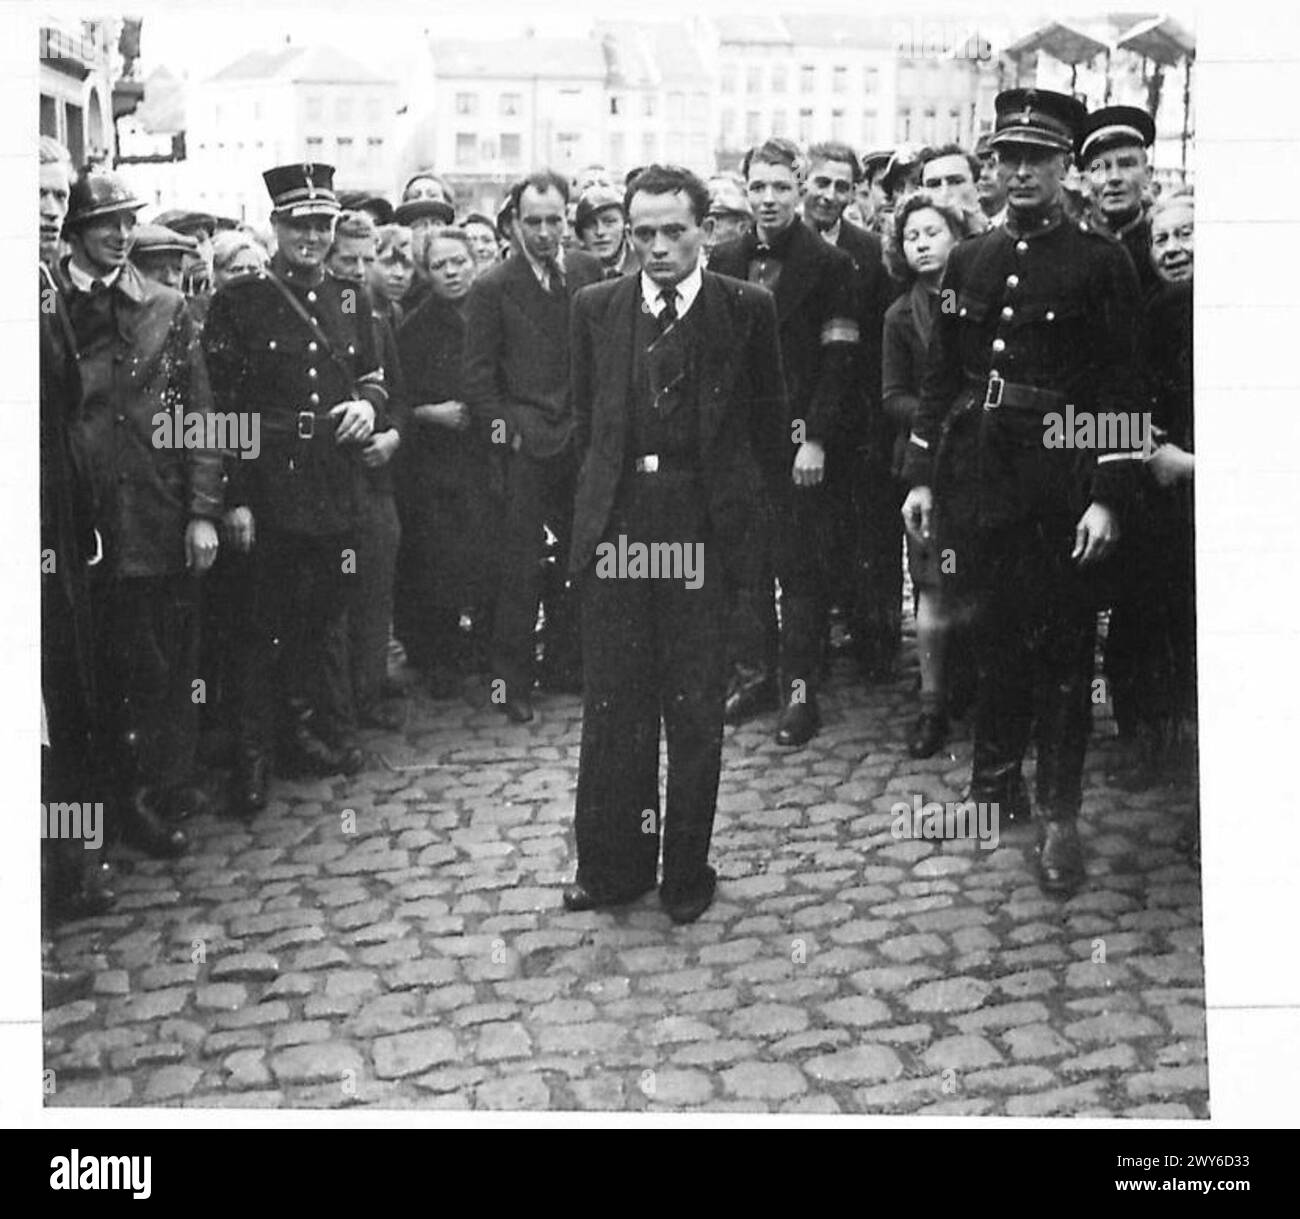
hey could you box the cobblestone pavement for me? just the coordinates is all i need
[43,629,1207,1117]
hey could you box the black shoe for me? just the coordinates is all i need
[234,750,269,819]
[724,670,779,725]
[278,724,341,778]
[500,694,534,724]
[661,867,718,924]
[121,787,189,858]
[314,723,367,777]
[775,696,820,747]
[562,879,656,912]
[964,770,1031,824]
[908,709,948,758]
[1037,820,1084,897]
[49,859,116,922]
[357,703,404,732]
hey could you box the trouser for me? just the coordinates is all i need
[574,471,727,898]
[197,546,253,742]
[347,489,400,715]
[852,461,905,673]
[236,530,356,757]
[91,571,201,797]
[492,447,579,697]
[969,520,1098,822]
[729,486,831,697]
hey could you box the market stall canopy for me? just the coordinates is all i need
[1116,15,1196,65]
[1004,21,1109,65]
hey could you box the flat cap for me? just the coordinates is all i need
[393,197,455,227]
[130,223,198,257]
[154,208,218,237]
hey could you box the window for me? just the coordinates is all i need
[898,108,912,142]
[643,94,656,118]
[500,132,522,165]
[455,132,476,166]
[798,108,813,142]
[771,65,787,93]
[609,94,622,117]
[861,109,876,148]
[832,65,847,94]
[721,65,736,94]
[501,92,521,117]
[831,108,845,140]
[863,65,879,95]
[668,92,684,121]
[667,131,685,161]
[746,65,762,94]
[336,136,353,161]
[950,106,963,142]
[455,92,477,116]
[745,111,760,143]
[771,109,787,137]
[556,132,581,164]
[306,136,323,151]
[923,105,936,144]
[800,65,815,93]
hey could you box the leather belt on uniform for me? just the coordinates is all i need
[970,372,1068,413]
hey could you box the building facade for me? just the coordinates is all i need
[39,16,117,166]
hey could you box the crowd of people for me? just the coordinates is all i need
[39,85,1194,954]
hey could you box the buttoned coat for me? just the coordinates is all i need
[567,270,788,588]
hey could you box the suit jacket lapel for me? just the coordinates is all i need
[589,276,640,461]
[773,222,818,326]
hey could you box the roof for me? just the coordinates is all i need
[714,15,793,45]
[781,13,903,50]
[430,36,607,81]
[134,65,185,134]
[209,44,392,85]
[594,21,710,87]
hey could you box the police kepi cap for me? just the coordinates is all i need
[1077,105,1155,167]
[63,165,146,232]
[989,89,1087,154]
[263,162,340,218]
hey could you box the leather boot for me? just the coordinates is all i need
[775,685,821,747]
[120,786,189,858]
[1037,815,1085,897]
[966,734,1031,823]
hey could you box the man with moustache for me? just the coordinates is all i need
[56,164,224,856]
[203,163,388,816]
[1078,106,1159,296]
[462,170,603,723]
[900,90,1142,897]
[565,164,786,922]
[802,140,893,685]
[709,137,858,747]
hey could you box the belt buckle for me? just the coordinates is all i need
[636,454,660,474]
[297,410,316,440]
[983,372,1005,411]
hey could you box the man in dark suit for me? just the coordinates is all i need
[709,138,859,747]
[564,164,787,923]
[801,141,895,684]
[463,170,603,723]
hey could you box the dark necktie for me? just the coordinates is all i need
[543,258,564,297]
[658,286,678,332]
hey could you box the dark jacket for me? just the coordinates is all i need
[881,280,940,478]
[462,248,603,460]
[202,256,388,538]
[831,218,888,451]
[568,270,788,586]
[902,209,1142,527]
[708,217,857,449]
[57,258,223,579]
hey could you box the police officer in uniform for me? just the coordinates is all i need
[901,90,1142,897]
[203,163,388,816]
[1078,106,1159,297]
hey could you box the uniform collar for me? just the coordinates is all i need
[640,260,702,320]
[1005,202,1065,240]
[271,251,326,288]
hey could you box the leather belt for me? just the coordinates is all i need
[632,453,697,475]
[971,373,1068,413]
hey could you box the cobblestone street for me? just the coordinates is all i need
[43,627,1207,1117]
